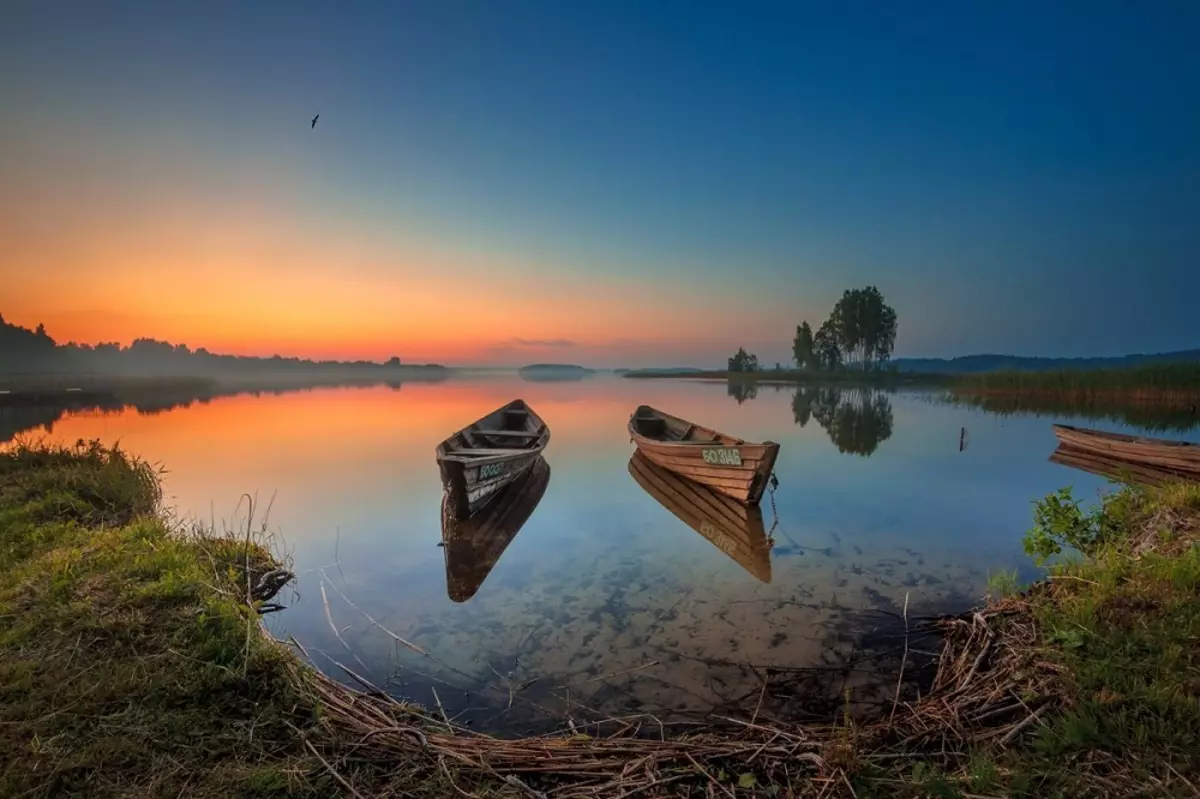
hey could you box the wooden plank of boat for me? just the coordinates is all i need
[1049,444,1196,488]
[442,456,551,603]
[436,398,550,520]
[1051,424,1200,474]
[626,404,780,506]
[627,451,771,583]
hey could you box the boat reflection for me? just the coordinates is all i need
[627,451,772,583]
[440,455,551,603]
[1050,445,1195,488]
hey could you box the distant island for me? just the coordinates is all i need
[517,363,596,382]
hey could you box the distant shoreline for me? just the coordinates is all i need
[622,369,953,386]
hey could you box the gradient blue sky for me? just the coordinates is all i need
[2,1,1198,367]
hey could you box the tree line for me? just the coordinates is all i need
[0,313,444,376]
[725,286,898,373]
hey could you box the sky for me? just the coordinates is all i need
[2,1,1198,368]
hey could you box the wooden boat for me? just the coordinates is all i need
[1050,445,1196,489]
[1051,424,1200,476]
[442,456,551,603]
[628,452,772,583]
[627,405,780,506]
[436,399,550,520]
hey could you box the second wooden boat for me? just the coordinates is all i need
[442,456,551,602]
[627,405,780,506]
[436,399,550,520]
[628,452,771,583]
[1051,424,1200,475]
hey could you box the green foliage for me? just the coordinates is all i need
[986,568,1021,599]
[826,286,899,372]
[1024,486,1142,564]
[1028,543,1200,789]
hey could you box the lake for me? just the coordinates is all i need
[6,374,1197,733]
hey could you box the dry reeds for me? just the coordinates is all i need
[285,590,1069,797]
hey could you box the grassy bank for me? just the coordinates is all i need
[951,362,1200,404]
[2,441,1198,796]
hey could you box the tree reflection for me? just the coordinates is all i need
[792,386,895,456]
[726,379,759,405]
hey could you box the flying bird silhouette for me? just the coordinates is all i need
[311,114,319,129]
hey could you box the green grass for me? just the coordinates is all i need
[952,481,1200,796]
[0,439,498,798]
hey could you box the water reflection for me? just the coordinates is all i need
[1050,446,1197,488]
[627,451,772,583]
[948,393,1200,433]
[441,456,551,602]
[726,379,758,405]
[791,386,895,456]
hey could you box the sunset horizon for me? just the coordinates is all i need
[4,3,1198,372]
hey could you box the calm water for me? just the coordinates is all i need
[9,375,1198,731]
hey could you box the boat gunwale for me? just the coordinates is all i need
[627,404,778,449]
[436,398,551,463]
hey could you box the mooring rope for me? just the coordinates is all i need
[766,471,781,544]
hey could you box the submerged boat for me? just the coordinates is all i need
[627,405,780,506]
[628,452,772,583]
[436,399,550,520]
[1051,424,1200,475]
[442,456,551,602]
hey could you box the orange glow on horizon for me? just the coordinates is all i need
[2,132,794,366]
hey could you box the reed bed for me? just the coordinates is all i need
[289,597,1069,797]
[952,363,1200,399]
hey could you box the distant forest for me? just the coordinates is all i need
[0,314,446,377]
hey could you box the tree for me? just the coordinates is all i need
[792,322,815,370]
[726,347,759,373]
[826,286,898,371]
[385,356,402,367]
[813,322,842,370]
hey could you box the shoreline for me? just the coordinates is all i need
[2,441,1198,795]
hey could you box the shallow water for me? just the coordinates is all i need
[8,375,1198,732]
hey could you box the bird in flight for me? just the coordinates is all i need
[311,114,320,129]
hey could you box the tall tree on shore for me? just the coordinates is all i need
[792,322,815,370]
[813,322,842,370]
[828,286,898,371]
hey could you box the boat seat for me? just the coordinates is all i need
[479,430,540,438]
[637,417,667,436]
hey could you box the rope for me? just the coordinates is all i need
[764,472,807,553]
[766,472,781,542]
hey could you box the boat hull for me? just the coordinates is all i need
[436,399,550,519]
[627,405,779,506]
[1051,424,1200,475]
[628,452,771,583]
[439,452,543,520]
